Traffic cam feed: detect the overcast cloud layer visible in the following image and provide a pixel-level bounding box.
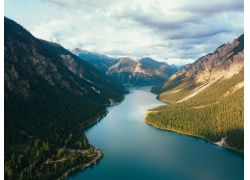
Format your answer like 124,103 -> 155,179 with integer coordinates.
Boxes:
4,0 -> 244,65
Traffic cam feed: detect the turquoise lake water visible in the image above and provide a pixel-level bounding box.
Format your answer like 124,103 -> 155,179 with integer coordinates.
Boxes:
67,86 -> 244,180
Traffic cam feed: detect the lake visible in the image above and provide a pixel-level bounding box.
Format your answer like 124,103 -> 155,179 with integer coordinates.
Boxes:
67,86 -> 244,180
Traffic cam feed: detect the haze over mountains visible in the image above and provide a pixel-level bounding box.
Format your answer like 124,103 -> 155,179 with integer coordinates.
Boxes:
170,64 -> 187,70
72,48 -> 179,85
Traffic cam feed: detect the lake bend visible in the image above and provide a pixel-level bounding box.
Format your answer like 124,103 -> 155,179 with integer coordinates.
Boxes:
67,86 -> 244,180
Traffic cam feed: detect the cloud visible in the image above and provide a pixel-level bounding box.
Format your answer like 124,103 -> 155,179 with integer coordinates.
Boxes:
110,0 -> 243,40
41,0 -> 119,11
178,0 -> 244,14
27,0 -> 244,66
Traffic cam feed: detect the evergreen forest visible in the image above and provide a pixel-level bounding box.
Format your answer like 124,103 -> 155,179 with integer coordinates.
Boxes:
146,70 -> 244,152
4,17 -> 125,179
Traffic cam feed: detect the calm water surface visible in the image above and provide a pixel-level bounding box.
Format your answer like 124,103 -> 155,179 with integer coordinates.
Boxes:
67,86 -> 244,180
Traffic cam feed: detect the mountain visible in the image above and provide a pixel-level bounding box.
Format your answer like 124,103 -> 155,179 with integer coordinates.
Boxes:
171,64 -> 187,70
138,57 -> 178,76
71,48 -> 118,73
106,57 -> 169,85
147,34 -> 244,152
72,48 -> 115,60
73,49 -> 172,85
4,17 -> 126,179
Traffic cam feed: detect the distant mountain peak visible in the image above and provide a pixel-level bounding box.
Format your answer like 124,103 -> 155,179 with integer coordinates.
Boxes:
73,50 -> 178,85
72,48 -> 115,60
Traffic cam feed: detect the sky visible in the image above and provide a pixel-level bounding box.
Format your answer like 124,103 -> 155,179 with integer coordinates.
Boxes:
4,0 -> 244,66
1,0 -> 249,176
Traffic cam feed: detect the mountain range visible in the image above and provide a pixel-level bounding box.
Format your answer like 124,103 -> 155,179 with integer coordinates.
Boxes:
137,57 -> 178,76
4,17 -> 126,179
146,34 -> 244,151
4,15 -> 244,180
71,48 -> 118,73
72,48 -> 179,85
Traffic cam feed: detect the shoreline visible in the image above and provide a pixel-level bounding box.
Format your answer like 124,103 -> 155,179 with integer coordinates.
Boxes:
145,119 -> 244,154
81,96 -> 125,129
81,109 -> 109,130
57,149 -> 103,180
60,96 -> 125,179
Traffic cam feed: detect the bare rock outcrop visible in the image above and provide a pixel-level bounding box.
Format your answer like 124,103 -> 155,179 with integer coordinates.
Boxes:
170,35 -> 244,83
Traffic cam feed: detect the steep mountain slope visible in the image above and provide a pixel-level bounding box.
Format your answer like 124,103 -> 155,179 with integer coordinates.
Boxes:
4,17 -> 126,179
106,57 -> 169,84
147,34 -> 244,151
152,34 -> 244,102
41,42 -> 125,104
72,48 -> 118,73
138,57 -> 178,76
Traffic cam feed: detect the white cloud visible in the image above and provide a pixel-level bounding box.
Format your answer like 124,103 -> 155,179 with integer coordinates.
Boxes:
25,0 -> 244,66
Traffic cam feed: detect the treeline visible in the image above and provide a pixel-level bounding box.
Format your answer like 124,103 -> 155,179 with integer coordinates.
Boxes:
4,140 -> 99,180
146,88 -> 243,151
4,83 -> 104,145
146,72 -> 244,152
4,82 -> 106,179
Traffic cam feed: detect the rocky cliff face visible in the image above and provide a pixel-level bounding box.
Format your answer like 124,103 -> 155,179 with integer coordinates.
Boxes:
170,35 -> 244,83
152,34 -> 244,103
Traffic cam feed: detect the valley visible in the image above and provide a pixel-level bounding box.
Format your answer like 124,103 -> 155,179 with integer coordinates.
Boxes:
4,16 -> 244,180
4,17 -> 126,180
72,49 -> 179,85
67,86 -> 243,180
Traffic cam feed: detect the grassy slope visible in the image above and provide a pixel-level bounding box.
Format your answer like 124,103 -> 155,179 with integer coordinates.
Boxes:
146,70 -> 244,152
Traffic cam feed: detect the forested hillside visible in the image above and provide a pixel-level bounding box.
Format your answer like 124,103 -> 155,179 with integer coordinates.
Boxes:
106,57 -> 169,85
4,17 -> 126,179
146,35 -> 244,152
